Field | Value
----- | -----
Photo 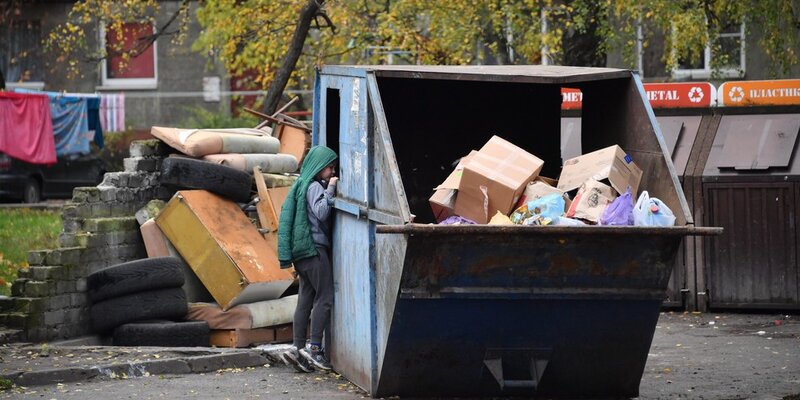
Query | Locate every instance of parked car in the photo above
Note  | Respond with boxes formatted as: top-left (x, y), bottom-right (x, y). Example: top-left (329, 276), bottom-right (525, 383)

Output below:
top-left (0, 152), bottom-right (107, 203)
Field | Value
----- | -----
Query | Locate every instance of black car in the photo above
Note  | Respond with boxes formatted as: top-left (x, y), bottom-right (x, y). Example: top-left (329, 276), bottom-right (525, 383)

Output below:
top-left (0, 152), bottom-right (107, 203)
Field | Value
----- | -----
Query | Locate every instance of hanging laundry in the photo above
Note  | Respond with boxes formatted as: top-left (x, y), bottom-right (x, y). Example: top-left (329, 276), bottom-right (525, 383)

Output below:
top-left (100, 93), bottom-right (125, 132)
top-left (14, 89), bottom-right (101, 156)
top-left (0, 92), bottom-right (57, 164)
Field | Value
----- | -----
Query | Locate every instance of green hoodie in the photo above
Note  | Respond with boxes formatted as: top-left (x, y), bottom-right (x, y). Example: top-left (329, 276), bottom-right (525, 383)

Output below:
top-left (277, 145), bottom-right (338, 267)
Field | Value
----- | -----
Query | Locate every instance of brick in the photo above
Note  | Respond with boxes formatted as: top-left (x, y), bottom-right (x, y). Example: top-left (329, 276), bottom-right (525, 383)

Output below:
top-left (90, 203), bottom-right (113, 218)
top-left (99, 186), bottom-right (117, 202)
top-left (14, 297), bottom-right (45, 314)
top-left (10, 279), bottom-right (26, 296)
top-left (70, 293), bottom-right (88, 308)
top-left (29, 266), bottom-right (65, 281)
top-left (130, 139), bottom-right (169, 157)
top-left (46, 294), bottom-right (72, 311)
top-left (27, 250), bottom-right (49, 266)
top-left (73, 187), bottom-right (101, 203)
top-left (124, 157), bottom-right (159, 172)
top-left (83, 217), bottom-right (139, 233)
top-left (61, 203), bottom-right (79, 219)
top-left (44, 309), bottom-right (66, 325)
top-left (56, 280), bottom-right (77, 293)
top-left (24, 281), bottom-right (54, 297)
top-left (75, 278), bottom-right (87, 292)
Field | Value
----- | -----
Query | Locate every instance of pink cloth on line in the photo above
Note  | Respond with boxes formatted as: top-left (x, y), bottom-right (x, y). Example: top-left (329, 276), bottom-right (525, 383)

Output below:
top-left (0, 92), bottom-right (57, 164)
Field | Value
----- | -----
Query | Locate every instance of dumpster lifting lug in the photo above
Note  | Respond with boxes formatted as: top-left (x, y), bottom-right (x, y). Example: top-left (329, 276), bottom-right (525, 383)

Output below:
top-left (483, 349), bottom-right (549, 391)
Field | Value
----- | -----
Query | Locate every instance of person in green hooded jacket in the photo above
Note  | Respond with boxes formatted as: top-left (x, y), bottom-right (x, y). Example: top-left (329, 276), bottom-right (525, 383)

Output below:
top-left (278, 145), bottom-right (338, 373)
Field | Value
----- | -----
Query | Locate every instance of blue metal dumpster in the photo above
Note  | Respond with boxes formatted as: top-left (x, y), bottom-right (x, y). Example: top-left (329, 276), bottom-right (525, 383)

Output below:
top-left (313, 65), bottom-right (720, 398)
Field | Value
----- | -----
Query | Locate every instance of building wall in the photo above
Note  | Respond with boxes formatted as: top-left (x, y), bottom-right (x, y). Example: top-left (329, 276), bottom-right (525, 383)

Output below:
top-left (4, 1), bottom-right (231, 131)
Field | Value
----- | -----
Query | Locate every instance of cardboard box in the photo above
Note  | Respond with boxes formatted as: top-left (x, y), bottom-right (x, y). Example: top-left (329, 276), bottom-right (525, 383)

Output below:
top-left (429, 151), bottom-right (477, 223)
top-left (557, 145), bottom-right (643, 197)
top-left (156, 190), bottom-right (294, 310)
top-left (565, 179), bottom-right (616, 223)
top-left (454, 136), bottom-right (544, 224)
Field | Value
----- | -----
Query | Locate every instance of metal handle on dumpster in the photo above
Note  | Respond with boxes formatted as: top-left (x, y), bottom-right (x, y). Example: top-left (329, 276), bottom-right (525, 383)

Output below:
top-left (333, 198), bottom-right (406, 225)
top-left (483, 349), bottom-right (549, 392)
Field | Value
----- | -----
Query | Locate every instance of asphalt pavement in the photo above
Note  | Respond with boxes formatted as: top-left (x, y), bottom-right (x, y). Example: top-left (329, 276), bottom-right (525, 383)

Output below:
top-left (0, 311), bottom-right (798, 399)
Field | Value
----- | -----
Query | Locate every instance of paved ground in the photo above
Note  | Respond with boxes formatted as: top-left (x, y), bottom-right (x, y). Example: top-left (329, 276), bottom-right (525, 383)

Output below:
top-left (0, 311), bottom-right (798, 399)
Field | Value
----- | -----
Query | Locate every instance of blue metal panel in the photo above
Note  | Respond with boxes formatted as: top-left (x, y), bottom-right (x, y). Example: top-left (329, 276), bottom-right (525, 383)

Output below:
top-left (320, 74), bottom-right (375, 392)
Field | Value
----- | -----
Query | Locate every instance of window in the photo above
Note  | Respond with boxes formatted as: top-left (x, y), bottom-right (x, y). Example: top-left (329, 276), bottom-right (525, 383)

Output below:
top-left (673, 22), bottom-right (745, 80)
top-left (2, 20), bottom-right (45, 88)
top-left (99, 22), bottom-right (157, 89)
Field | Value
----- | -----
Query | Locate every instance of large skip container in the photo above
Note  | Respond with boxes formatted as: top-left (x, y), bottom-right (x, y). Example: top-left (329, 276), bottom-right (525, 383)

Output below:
top-left (313, 65), bottom-right (720, 398)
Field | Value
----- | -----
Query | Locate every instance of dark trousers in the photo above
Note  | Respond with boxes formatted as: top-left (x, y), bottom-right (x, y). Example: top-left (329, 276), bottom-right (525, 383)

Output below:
top-left (292, 247), bottom-right (333, 349)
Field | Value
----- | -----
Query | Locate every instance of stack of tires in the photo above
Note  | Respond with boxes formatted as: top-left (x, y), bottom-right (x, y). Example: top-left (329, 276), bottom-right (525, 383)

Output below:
top-left (88, 257), bottom-right (210, 347)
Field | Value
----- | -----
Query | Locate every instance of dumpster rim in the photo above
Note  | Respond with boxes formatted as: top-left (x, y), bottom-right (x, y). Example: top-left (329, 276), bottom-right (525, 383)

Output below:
top-left (375, 223), bottom-right (722, 236)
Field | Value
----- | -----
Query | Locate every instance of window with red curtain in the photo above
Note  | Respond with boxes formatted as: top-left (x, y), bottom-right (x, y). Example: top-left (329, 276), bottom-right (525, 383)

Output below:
top-left (106, 23), bottom-right (155, 79)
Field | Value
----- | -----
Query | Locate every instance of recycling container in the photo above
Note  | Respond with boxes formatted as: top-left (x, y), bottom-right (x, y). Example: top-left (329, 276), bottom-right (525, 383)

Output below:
top-left (313, 65), bottom-right (720, 398)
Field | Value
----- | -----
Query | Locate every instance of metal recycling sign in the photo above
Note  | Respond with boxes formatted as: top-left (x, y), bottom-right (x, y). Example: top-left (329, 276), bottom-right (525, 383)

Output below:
top-left (719, 79), bottom-right (800, 106)
top-left (561, 82), bottom-right (716, 109)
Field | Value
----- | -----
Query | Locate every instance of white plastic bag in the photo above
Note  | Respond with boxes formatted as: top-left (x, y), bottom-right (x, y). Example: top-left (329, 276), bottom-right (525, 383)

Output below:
top-left (633, 191), bottom-right (676, 226)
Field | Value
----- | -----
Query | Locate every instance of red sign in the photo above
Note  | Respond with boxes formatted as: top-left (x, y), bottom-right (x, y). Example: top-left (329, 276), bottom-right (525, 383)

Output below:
top-left (644, 82), bottom-right (715, 108)
top-left (561, 88), bottom-right (582, 110)
top-left (560, 82), bottom-right (716, 109)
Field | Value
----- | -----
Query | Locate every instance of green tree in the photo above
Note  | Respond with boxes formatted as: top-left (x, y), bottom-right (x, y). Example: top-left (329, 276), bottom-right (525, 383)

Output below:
top-left (39, 0), bottom-right (800, 110)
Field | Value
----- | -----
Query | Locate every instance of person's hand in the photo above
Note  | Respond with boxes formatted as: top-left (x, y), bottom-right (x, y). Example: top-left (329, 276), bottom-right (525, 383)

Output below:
top-left (329, 176), bottom-right (339, 186)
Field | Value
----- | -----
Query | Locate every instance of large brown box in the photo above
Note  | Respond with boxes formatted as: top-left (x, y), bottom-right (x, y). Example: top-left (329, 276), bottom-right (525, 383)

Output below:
top-left (454, 136), bottom-right (544, 223)
top-left (156, 190), bottom-right (293, 310)
top-left (557, 145), bottom-right (643, 197)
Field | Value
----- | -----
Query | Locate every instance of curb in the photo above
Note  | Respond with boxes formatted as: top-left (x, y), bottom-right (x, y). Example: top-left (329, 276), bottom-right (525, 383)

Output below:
top-left (1, 345), bottom-right (291, 387)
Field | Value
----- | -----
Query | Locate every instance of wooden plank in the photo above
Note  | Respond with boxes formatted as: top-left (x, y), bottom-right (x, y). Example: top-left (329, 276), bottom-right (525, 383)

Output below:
top-left (209, 324), bottom-right (294, 348)
top-left (253, 168), bottom-right (277, 242)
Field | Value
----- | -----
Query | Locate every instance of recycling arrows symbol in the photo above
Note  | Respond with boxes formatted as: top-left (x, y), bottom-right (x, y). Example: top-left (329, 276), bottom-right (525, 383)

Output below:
top-left (728, 86), bottom-right (745, 102)
top-left (688, 87), bottom-right (704, 103)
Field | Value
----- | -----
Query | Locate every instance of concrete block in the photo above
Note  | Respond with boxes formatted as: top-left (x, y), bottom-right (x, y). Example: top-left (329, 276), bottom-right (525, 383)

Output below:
top-left (44, 309), bottom-right (66, 326)
top-left (83, 217), bottom-right (139, 233)
top-left (23, 281), bottom-right (54, 297)
top-left (15, 268), bottom-right (30, 279)
top-left (76, 278), bottom-right (87, 292)
top-left (70, 293), bottom-right (88, 308)
top-left (99, 186), bottom-right (117, 202)
top-left (14, 297), bottom-right (45, 314)
top-left (64, 308), bottom-right (83, 324)
top-left (90, 203), bottom-right (113, 218)
top-left (73, 187), bottom-right (101, 203)
top-left (100, 172), bottom-right (126, 187)
top-left (46, 294), bottom-right (72, 311)
top-left (10, 279), bottom-right (26, 297)
top-left (61, 203), bottom-right (79, 219)
top-left (0, 297), bottom-right (13, 312)
top-left (135, 200), bottom-right (167, 225)
top-left (27, 250), bottom-right (48, 266)
top-left (124, 157), bottom-right (159, 173)
top-left (128, 172), bottom-right (145, 187)
top-left (64, 264), bottom-right (89, 280)
top-left (29, 266), bottom-right (63, 281)
top-left (63, 218), bottom-right (82, 233)
top-left (56, 280), bottom-right (77, 293)
top-left (130, 139), bottom-right (170, 157)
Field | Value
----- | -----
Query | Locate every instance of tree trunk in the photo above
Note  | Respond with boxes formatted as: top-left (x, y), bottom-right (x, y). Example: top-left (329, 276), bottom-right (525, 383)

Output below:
top-left (262, 0), bottom-right (323, 115)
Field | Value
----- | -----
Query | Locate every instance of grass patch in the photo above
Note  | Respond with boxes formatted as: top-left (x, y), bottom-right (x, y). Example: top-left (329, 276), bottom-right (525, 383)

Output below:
top-left (0, 208), bottom-right (62, 296)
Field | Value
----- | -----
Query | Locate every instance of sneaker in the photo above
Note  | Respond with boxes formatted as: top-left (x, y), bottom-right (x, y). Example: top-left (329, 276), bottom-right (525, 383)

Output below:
top-left (300, 344), bottom-right (332, 371)
top-left (280, 347), bottom-right (314, 373)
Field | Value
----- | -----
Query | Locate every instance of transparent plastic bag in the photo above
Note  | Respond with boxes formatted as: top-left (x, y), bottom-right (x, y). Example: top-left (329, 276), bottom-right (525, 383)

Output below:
top-left (632, 191), bottom-right (676, 226)
top-left (599, 187), bottom-right (634, 226)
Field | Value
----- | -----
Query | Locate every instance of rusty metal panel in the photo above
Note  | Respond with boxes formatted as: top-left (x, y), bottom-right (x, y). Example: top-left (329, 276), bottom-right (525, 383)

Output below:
top-left (704, 183), bottom-right (799, 309)
top-left (706, 114), bottom-right (800, 174)
top-left (156, 190), bottom-right (294, 310)
top-left (324, 65), bottom-right (632, 84)
top-left (657, 116), bottom-right (703, 176)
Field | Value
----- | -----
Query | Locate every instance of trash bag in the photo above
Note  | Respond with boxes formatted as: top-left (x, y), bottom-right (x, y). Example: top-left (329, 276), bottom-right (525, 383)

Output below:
top-left (439, 215), bottom-right (477, 225)
top-left (550, 216), bottom-right (587, 226)
top-left (489, 211), bottom-right (514, 225)
top-left (510, 193), bottom-right (565, 225)
top-left (599, 187), bottom-right (634, 226)
top-left (632, 191), bottom-right (676, 226)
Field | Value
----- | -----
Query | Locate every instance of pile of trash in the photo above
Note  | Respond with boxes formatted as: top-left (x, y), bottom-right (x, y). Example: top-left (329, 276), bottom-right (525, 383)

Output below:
top-left (429, 135), bottom-right (676, 227)
top-left (88, 108), bottom-right (311, 348)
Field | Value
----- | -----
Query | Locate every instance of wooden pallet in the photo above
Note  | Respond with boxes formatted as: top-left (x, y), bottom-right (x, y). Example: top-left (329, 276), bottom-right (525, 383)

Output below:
top-left (210, 324), bottom-right (293, 348)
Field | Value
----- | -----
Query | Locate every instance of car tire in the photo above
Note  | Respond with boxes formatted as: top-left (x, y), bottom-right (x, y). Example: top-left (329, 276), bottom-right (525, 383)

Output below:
top-left (160, 157), bottom-right (253, 202)
top-left (23, 178), bottom-right (41, 203)
top-left (90, 287), bottom-right (188, 333)
top-left (87, 257), bottom-right (186, 303)
top-left (112, 320), bottom-right (210, 347)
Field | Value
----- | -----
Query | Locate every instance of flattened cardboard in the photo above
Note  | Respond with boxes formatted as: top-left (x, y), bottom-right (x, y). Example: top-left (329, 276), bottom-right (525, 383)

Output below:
top-left (566, 179), bottom-right (616, 223)
top-left (454, 136), bottom-right (544, 224)
top-left (557, 145), bottom-right (643, 197)
top-left (429, 151), bottom-right (478, 223)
